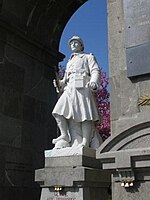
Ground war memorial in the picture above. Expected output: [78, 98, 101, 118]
[0, 0, 149, 200]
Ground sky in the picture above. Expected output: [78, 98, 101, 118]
[59, 0, 108, 76]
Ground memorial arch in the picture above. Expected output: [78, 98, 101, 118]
[0, 0, 87, 199]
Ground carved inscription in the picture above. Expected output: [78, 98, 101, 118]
[124, 0, 150, 47]
[47, 192, 76, 200]
[123, 0, 150, 77]
[125, 0, 150, 26]
[47, 198, 76, 200]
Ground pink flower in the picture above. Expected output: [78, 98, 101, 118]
[96, 70, 110, 141]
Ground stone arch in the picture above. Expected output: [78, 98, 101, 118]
[0, 1, 87, 200]
[1, 0, 87, 51]
[97, 121, 150, 154]
[97, 120, 150, 171]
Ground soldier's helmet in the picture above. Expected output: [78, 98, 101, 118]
[68, 35, 84, 51]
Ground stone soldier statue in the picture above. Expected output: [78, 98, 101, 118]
[52, 35, 102, 149]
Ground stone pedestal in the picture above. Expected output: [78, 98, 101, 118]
[35, 148, 110, 200]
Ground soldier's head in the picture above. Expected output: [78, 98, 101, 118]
[68, 35, 84, 52]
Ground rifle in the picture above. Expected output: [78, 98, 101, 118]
[53, 66, 62, 96]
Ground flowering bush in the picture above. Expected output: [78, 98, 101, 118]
[58, 65, 111, 141]
[96, 70, 110, 141]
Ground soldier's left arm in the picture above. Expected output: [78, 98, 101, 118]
[87, 53, 101, 90]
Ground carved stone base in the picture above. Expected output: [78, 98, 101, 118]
[35, 147, 110, 200]
[40, 186, 108, 200]
[45, 146, 96, 157]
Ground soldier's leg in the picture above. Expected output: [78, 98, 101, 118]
[68, 118, 82, 147]
[52, 114, 70, 144]
[79, 120, 93, 147]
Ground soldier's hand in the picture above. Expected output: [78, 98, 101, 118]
[89, 82, 97, 91]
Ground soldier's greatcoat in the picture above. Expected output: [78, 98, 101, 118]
[52, 52, 100, 122]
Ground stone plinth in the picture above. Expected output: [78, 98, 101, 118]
[35, 147, 110, 200]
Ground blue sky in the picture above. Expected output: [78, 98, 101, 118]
[59, 0, 108, 76]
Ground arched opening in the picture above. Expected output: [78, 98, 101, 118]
[0, 1, 89, 200]
[57, 0, 111, 198]
[58, 0, 110, 144]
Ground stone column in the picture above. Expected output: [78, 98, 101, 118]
[97, 0, 150, 199]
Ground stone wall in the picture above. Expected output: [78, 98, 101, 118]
[107, 0, 150, 135]
[0, 0, 87, 199]
[97, 0, 150, 199]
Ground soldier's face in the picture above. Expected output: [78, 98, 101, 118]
[70, 40, 82, 53]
